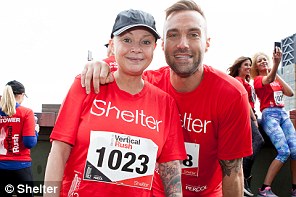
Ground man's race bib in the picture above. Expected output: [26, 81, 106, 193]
[181, 142, 199, 177]
[83, 131, 158, 190]
[274, 91, 284, 106]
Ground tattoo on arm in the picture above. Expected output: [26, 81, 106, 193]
[219, 158, 242, 177]
[159, 160, 182, 197]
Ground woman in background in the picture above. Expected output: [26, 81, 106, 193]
[228, 56, 265, 197]
[250, 47, 296, 197]
[0, 80, 38, 197]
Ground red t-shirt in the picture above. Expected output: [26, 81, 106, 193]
[50, 75, 186, 197]
[254, 76, 284, 112]
[235, 77, 256, 109]
[0, 105, 35, 161]
[143, 66, 252, 197]
[104, 55, 118, 72]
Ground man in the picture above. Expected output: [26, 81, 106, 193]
[81, 0, 252, 196]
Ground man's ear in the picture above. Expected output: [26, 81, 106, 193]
[205, 37, 211, 53]
[161, 39, 164, 51]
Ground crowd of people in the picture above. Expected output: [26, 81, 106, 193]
[227, 57, 265, 196]
[1, 0, 296, 197]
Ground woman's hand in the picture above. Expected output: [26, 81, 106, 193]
[272, 46, 282, 67]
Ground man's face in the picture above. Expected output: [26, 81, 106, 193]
[162, 10, 209, 78]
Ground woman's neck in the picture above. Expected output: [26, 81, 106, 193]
[259, 70, 268, 76]
[113, 71, 144, 95]
[238, 74, 246, 80]
[15, 95, 22, 104]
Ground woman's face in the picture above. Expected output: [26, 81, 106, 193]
[238, 59, 251, 77]
[112, 28, 156, 76]
[256, 54, 269, 72]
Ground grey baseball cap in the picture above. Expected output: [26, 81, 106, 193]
[111, 9, 161, 40]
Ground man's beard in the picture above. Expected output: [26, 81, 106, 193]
[165, 51, 202, 78]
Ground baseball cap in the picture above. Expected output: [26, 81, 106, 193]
[111, 9, 161, 40]
[6, 80, 27, 97]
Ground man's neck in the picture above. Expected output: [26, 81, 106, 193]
[170, 65, 204, 93]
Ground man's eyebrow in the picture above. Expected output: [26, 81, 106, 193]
[188, 27, 202, 32]
[166, 28, 178, 33]
[166, 27, 202, 33]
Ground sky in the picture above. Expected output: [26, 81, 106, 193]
[0, 0, 295, 112]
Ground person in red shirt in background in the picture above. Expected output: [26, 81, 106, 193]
[80, 0, 252, 196]
[104, 41, 114, 58]
[0, 80, 37, 197]
[44, 9, 186, 197]
[228, 56, 265, 196]
[104, 41, 118, 72]
[250, 49, 296, 197]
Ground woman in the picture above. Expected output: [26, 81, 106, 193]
[250, 48, 296, 197]
[44, 9, 186, 197]
[0, 80, 37, 197]
[228, 56, 265, 197]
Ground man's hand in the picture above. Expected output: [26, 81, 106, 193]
[81, 60, 114, 94]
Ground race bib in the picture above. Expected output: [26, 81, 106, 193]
[274, 91, 284, 106]
[83, 131, 158, 190]
[181, 142, 199, 177]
